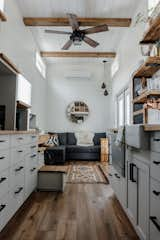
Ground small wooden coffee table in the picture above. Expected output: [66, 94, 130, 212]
[38, 165, 69, 192]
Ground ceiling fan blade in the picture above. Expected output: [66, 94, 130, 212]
[62, 39, 73, 50]
[83, 36, 99, 48]
[82, 24, 109, 35]
[67, 13, 79, 30]
[45, 29, 72, 35]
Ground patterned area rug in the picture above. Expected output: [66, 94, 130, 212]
[67, 164, 108, 184]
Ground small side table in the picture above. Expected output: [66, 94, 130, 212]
[100, 138, 109, 162]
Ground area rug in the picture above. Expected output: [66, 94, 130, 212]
[67, 164, 108, 184]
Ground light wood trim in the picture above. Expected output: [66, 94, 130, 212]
[39, 165, 69, 173]
[17, 101, 31, 109]
[133, 109, 144, 116]
[23, 17, 131, 27]
[0, 10, 7, 21]
[133, 90, 160, 103]
[40, 51, 116, 58]
[144, 124, 160, 131]
[0, 53, 20, 74]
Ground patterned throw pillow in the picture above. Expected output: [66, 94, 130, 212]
[52, 134, 59, 146]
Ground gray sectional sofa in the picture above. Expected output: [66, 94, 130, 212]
[44, 132, 106, 164]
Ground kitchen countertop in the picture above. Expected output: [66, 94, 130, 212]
[0, 130, 38, 135]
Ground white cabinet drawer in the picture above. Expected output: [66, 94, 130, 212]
[0, 169, 9, 198]
[150, 178, 160, 240]
[11, 135, 27, 147]
[11, 186, 24, 215]
[11, 147, 26, 165]
[10, 161, 25, 190]
[38, 152, 44, 168]
[25, 144, 38, 155]
[151, 152, 160, 181]
[151, 132, 160, 153]
[0, 150, 9, 172]
[0, 135, 10, 150]
[27, 134, 38, 144]
[0, 192, 11, 232]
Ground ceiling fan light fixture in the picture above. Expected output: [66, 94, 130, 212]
[104, 89, 109, 96]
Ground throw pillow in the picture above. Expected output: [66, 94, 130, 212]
[52, 134, 59, 146]
[75, 131, 94, 146]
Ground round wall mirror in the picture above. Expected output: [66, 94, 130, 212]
[67, 101, 89, 124]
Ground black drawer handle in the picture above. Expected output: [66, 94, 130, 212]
[115, 173, 120, 179]
[30, 167, 36, 172]
[150, 216, 160, 232]
[30, 154, 37, 158]
[153, 190, 160, 196]
[153, 138, 160, 142]
[0, 177, 7, 184]
[18, 150, 23, 153]
[31, 136, 36, 139]
[18, 137, 23, 140]
[14, 187, 23, 194]
[31, 145, 37, 149]
[153, 161, 160, 165]
[15, 166, 24, 172]
[108, 173, 113, 177]
[0, 140, 6, 143]
[0, 156, 5, 160]
[0, 204, 6, 212]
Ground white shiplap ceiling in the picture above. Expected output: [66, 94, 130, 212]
[17, 0, 140, 63]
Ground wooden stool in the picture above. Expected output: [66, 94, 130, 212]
[38, 165, 68, 192]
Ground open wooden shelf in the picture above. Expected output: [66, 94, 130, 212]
[133, 57, 160, 78]
[133, 90, 160, 103]
[144, 124, 160, 131]
[17, 101, 31, 109]
[0, 53, 20, 74]
[140, 16, 160, 44]
[0, 10, 7, 21]
[133, 109, 144, 116]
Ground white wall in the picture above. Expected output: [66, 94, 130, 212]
[0, 0, 46, 129]
[46, 62, 111, 132]
[109, 0, 148, 128]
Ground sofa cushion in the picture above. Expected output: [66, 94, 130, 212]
[93, 132, 106, 145]
[67, 132, 77, 145]
[66, 145, 100, 153]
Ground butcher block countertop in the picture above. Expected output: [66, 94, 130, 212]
[0, 130, 38, 135]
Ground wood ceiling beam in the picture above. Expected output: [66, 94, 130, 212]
[23, 17, 131, 27]
[40, 52, 116, 58]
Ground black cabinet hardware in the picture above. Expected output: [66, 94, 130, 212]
[153, 190, 160, 196]
[0, 140, 6, 143]
[153, 161, 160, 165]
[0, 204, 6, 212]
[150, 216, 160, 231]
[114, 173, 120, 179]
[0, 177, 6, 184]
[0, 156, 5, 160]
[18, 150, 23, 153]
[30, 167, 36, 172]
[14, 187, 23, 194]
[31, 136, 36, 138]
[129, 163, 137, 183]
[18, 137, 23, 140]
[15, 166, 24, 172]
[31, 145, 36, 149]
[108, 173, 112, 177]
[153, 138, 160, 142]
[30, 154, 37, 158]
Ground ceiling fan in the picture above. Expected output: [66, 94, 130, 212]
[45, 13, 109, 50]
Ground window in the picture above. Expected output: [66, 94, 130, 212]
[117, 87, 131, 127]
[36, 51, 46, 78]
[111, 56, 119, 78]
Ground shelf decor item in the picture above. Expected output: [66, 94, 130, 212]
[67, 101, 89, 124]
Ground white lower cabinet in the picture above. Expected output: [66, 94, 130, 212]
[38, 151, 44, 168]
[0, 133, 38, 232]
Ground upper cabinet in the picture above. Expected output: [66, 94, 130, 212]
[16, 74, 32, 108]
[0, 0, 7, 21]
